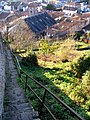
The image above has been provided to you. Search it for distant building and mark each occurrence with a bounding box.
[63,6,78,16]
[28,3,42,15]
[25,12,56,35]
[83,23,90,32]
[8,12,56,49]
[0,12,10,22]
[48,11,64,21]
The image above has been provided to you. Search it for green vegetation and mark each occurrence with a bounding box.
[21,52,38,66]
[71,54,90,78]
[46,4,56,10]
[17,39,90,120]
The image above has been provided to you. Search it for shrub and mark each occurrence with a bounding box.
[21,52,38,66]
[71,54,90,78]
[46,4,56,10]
[82,70,90,99]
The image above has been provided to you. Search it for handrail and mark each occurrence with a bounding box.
[14,55,21,75]
[13,54,85,120]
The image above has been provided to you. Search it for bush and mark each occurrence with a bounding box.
[46,4,56,10]
[71,54,90,78]
[82,70,90,99]
[21,52,38,66]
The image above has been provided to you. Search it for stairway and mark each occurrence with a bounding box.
[2,43,40,120]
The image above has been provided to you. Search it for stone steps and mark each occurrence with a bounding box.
[2,43,40,120]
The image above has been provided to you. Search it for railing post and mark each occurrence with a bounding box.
[19,69,22,78]
[25,75,28,92]
[42,89,47,104]
[39,89,47,113]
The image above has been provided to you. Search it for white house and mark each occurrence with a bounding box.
[63,6,77,17]
[4,5,11,11]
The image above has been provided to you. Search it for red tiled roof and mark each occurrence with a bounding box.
[81,12,90,18]
[48,11,64,19]
[46,17,85,36]
[66,2,81,7]
[28,3,40,7]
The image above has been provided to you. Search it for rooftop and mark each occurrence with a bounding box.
[83,23,90,31]
[25,12,56,33]
[48,11,64,19]
[66,2,81,7]
[63,6,77,11]
[0,12,10,20]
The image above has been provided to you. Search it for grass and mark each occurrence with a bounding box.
[17,40,90,120]
[20,63,90,120]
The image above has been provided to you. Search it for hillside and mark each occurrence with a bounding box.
[16,38,90,120]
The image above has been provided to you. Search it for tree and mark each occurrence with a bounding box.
[39,39,54,65]
[46,4,56,10]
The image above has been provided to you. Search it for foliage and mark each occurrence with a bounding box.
[39,39,50,54]
[82,70,90,100]
[19,63,90,120]
[80,35,86,42]
[87,32,90,38]
[21,52,38,66]
[71,54,90,78]
[46,4,56,10]
[74,32,82,40]
[39,39,59,64]
[18,40,90,120]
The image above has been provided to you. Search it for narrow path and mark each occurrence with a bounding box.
[3,44,39,120]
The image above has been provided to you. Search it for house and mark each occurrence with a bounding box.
[48,11,64,21]
[8,2,28,12]
[25,12,56,34]
[65,2,81,8]
[63,6,78,17]
[19,2,28,12]
[80,2,87,13]
[81,12,90,25]
[8,12,56,49]
[24,0,37,4]
[41,2,47,7]
[45,16,87,39]
[28,3,42,15]
[86,5,90,12]
[83,23,90,33]
[9,2,22,11]
[10,2,16,11]
[4,5,11,11]
[54,1,63,10]
[0,12,10,22]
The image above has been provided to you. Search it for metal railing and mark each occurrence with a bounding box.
[13,54,85,120]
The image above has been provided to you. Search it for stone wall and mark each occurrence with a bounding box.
[0,39,5,120]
